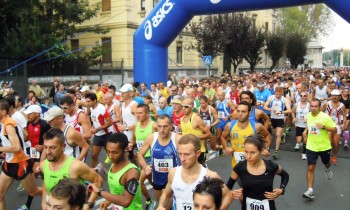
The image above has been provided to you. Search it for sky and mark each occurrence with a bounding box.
[322,9,350,51]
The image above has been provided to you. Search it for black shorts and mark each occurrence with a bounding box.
[92,133,111,147]
[198,152,206,164]
[271,119,284,128]
[306,149,331,165]
[152,183,166,191]
[295,126,306,137]
[2,159,33,180]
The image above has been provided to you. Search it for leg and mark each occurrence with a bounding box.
[140,171,152,201]
[21,173,42,197]
[306,164,316,188]
[332,134,341,157]
[275,127,283,150]
[91,146,102,168]
[0,172,14,210]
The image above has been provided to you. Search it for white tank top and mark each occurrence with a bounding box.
[270,96,286,120]
[295,102,310,128]
[106,103,120,133]
[326,101,344,125]
[315,86,328,100]
[122,101,137,140]
[65,109,84,134]
[150,90,160,109]
[171,165,207,210]
[63,125,81,159]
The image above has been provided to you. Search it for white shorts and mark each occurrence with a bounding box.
[335,125,342,135]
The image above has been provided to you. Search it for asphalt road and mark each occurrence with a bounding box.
[3,128,350,210]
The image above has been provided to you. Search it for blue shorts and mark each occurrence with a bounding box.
[217,120,230,129]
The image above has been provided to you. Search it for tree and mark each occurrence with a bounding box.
[0,0,107,75]
[190,15,226,58]
[285,33,308,69]
[266,32,285,70]
[277,4,333,39]
[245,27,265,73]
[224,13,252,74]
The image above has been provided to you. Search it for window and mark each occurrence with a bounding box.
[265,22,269,32]
[102,38,112,62]
[71,39,79,52]
[176,43,183,64]
[102,0,111,12]
[141,0,145,11]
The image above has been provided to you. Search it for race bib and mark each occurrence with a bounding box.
[203,120,211,126]
[218,111,225,119]
[136,140,144,150]
[154,158,173,172]
[257,100,264,106]
[234,152,246,163]
[309,125,320,135]
[30,147,40,159]
[176,199,193,210]
[246,197,270,210]
[111,205,123,210]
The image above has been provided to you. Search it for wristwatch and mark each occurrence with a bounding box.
[322,125,326,130]
[86,202,95,208]
[98,188,105,196]
[126,127,129,131]
[280,188,285,195]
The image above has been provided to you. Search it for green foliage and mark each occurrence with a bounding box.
[277,4,333,39]
[286,33,308,69]
[266,32,285,70]
[245,27,266,72]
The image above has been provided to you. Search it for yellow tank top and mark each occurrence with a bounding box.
[180,114,206,152]
[160,87,170,98]
[230,120,255,167]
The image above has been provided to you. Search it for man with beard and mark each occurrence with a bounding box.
[40,128,103,210]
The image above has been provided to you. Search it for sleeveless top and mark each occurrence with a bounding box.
[230,90,240,105]
[150,90,160,109]
[106,103,120,134]
[295,102,310,128]
[325,101,344,125]
[249,107,257,122]
[108,163,142,210]
[122,101,137,140]
[135,121,154,158]
[65,109,84,134]
[1,117,28,163]
[172,111,184,134]
[180,114,205,153]
[63,125,81,159]
[199,106,215,133]
[269,96,286,120]
[150,132,180,186]
[315,86,328,100]
[216,99,231,121]
[171,165,207,210]
[230,119,256,167]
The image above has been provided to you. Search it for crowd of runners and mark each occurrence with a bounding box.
[0,67,348,210]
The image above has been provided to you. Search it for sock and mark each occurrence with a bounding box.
[308,188,313,192]
[25,195,33,209]
[344,131,349,144]
[302,144,306,153]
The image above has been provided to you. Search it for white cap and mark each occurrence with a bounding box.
[331,89,341,96]
[43,106,64,122]
[119,84,133,93]
[167,81,172,87]
[80,86,90,92]
[23,105,42,114]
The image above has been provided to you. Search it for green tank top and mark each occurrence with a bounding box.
[135,121,153,158]
[43,156,77,193]
[149,104,156,122]
[108,163,142,210]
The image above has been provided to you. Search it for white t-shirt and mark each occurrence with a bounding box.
[90,103,109,136]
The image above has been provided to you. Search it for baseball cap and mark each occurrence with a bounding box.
[331,89,341,96]
[43,106,64,122]
[80,86,90,92]
[172,95,184,104]
[23,105,42,114]
[119,84,133,93]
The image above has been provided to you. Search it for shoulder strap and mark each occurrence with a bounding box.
[229,120,237,132]
[250,120,257,133]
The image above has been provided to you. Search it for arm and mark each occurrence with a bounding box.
[220,123,233,154]
[210,106,220,127]
[291,105,297,124]
[40,161,48,210]
[157,168,175,209]
[195,116,211,140]
[256,109,270,130]
[113,104,122,123]
[77,112,92,140]
[0,125,22,153]
[263,97,272,111]
[264,165,289,200]
[282,98,292,114]
[342,105,347,130]
[256,123,271,156]
[67,128,89,161]
[137,134,153,173]
[149,104,158,119]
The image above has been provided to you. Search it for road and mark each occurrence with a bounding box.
[3,128,350,210]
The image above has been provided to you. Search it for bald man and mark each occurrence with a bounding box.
[185,88,200,112]
[157,97,174,118]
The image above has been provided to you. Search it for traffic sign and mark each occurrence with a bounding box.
[203,56,212,66]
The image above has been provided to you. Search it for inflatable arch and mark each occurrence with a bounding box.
[133,0,350,85]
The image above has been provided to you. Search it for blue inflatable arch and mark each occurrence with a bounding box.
[133,0,350,85]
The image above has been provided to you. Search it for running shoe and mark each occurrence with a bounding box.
[294,143,302,150]
[16,183,24,192]
[344,144,349,151]
[331,156,337,165]
[281,133,286,144]
[325,167,333,180]
[17,205,29,210]
[145,199,157,210]
[303,190,315,200]
[301,153,307,160]
[339,141,342,145]
[272,150,278,160]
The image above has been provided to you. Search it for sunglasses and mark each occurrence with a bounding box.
[61,106,71,110]
[301,95,307,97]
[171,89,177,91]
[183,105,192,109]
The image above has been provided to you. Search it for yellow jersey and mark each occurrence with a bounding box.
[180,114,206,153]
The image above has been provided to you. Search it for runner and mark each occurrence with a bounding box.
[40,128,103,210]
[156,134,232,210]
[103,93,122,134]
[302,99,336,200]
[340,87,350,149]
[227,134,289,210]
[157,97,173,118]
[254,81,271,118]
[143,95,158,121]
[88,133,142,209]
[193,177,225,210]
[171,95,184,134]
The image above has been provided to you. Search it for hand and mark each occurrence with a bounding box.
[292,118,296,124]
[315,123,323,129]
[87,183,99,194]
[90,127,98,134]
[261,148,270,157]
[264,188,283,200]
[118,124,127,132]
[127,143,134,151]
[231,188,243,200]
[83,204,90,210]
[35,145,44,152]
[100,200,111,210]
[224,147,233,155]
[144,165,152,176]
[341,124,345,130]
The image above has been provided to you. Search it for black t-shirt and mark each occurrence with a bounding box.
[233,159,279,210]
[340,96,350,110]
